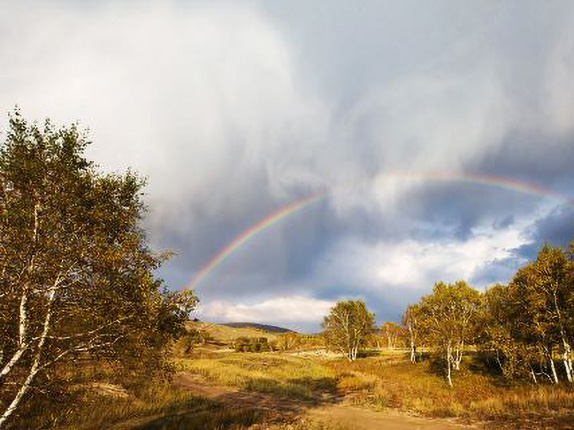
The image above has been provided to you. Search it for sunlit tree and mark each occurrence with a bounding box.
[0,112,197,427]
[402,304,422,364]
[322,300,375,361]
[506,245,573,384]
[380,322,403,349]
[418,281,481,386]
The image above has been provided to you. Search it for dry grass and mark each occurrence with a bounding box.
[175,352,337,401]
[23,381,270,430]
[187,321,280,343]
[26,382,213,430]
[176,349,574,427]
[20,348,574,429]
[327,352,574,428]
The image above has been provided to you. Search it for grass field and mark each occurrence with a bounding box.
[25,323,574,430]
[328,354,574,426]
[176,349,574,429]
[175,353,337,401]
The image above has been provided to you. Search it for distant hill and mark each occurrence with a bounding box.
[186,321,287,344]
[220,322,295,333]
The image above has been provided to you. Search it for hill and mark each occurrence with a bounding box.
[220,322,295,333]
[186,321,286,344]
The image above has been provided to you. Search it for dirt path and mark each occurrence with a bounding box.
[308,405,476,430]
[174,373,312,419]
[173,372,479,430]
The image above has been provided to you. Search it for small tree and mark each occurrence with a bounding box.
[380,322,403,349]
[322,300,375,361]
[418,281,481,386]
[402,304,421,364]
[277,332,301,351]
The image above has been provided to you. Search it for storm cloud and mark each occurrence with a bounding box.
[1,0,573,331]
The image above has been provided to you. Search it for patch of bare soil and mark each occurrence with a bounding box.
[88,382,131,398]
[308,405,477,430]
[173,372,478,430]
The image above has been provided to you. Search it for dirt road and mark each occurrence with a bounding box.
[172,372,478,430]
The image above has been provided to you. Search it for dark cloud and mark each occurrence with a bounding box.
[3,0,574,331]
[515,205,574,260]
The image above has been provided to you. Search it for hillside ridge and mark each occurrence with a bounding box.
[220,322,295,333]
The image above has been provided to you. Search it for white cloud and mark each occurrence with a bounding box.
[315,219,532,292]
[0,0,329,230]
[198,295,335,325]
[542,13,574,136]
[2,1,574,329]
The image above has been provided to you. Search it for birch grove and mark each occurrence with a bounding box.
[479,245,574,385]
[402,242,574,387]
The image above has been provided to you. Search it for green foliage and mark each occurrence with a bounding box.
[0,111,198,427]
[415,281,482,386]
[478,245,574,384]
[322,300,376,361]
[233,337,270,353]
[380,322,403,349]
[409,243,574,386]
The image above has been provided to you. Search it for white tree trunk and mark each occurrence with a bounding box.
[0,289,55,429]
[446,342,453,387]
[562,343,573,383]
[530,366,538,384]
[553,290,572,383]
[453,341,464,370]
[549,352,559,385]
[0,346,28,382]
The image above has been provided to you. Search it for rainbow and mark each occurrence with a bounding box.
[188,193,324,288]
[382,171,574,206]
[187,172,573,289]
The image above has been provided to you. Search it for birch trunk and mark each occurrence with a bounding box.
[530,366,538,384]
[446,341,453,387]
[548,346,559,384]
[562,343,573,383]
[0,289,56,428]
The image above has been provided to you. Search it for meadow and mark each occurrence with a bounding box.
[18,323,574,430]
[173,348,574,429]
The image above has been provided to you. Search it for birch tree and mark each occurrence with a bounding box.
[402,304,421,364]
[478,283,550,383]
[0,112,197,428]
[380,322,402,349]
[507,245,573,384]
[322,301,375,361]
[418,281,481,386]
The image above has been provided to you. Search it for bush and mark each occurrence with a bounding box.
[233,337,269,353]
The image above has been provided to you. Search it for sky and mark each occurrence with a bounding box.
[1,0,574,332]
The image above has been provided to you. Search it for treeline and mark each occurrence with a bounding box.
[176,331,323,354]
[404,244,574,386]
[323,242,574,387]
